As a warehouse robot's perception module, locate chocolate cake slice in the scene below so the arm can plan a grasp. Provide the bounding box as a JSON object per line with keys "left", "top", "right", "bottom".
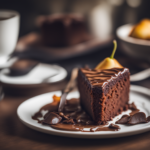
{"left": 77, "top": 68, "right": 130, "bottom": 124}
{"left": 39, "top": 14, "right": 91, "bottom": 47}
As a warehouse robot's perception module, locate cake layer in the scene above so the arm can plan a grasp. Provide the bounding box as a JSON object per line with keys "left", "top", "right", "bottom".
{"left": 78, "top": 68, "right": 130, "bottom": 124}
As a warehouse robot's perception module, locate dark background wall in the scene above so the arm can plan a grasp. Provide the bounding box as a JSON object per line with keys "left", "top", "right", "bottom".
{"left": 1, "top": 0, "right": 150, "bottom": 37}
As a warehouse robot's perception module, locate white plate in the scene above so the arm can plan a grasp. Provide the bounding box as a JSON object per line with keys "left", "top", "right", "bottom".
{"left": 17, "top": 85, "right": 150, "bottom": 138}
{"left": 0, "top": 63, "right": 67, "bottom": 85}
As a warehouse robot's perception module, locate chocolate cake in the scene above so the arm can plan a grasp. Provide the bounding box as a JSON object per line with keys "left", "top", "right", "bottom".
{"left": 39, "top": 14, "right": 91, "bottom": 47}
{"left": 77, "top": 67, "right": 130, "bottom": 124}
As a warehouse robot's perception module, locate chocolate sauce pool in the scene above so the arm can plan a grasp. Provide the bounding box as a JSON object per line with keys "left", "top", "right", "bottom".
{"left": 32, "top": 98, "right": 119, "bottom": 132}
{"left": 32, "top": 97, "right": 150, "bottom": 132}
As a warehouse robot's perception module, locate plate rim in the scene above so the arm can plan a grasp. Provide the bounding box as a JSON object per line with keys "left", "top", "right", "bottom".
{"left": 17, "top": 85, "right": 150, "bottom": 138}
{"left": 0, "top": 63, "right": 67, "bottom": 86}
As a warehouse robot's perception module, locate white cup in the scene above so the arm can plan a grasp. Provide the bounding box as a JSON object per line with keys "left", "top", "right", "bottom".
{"left": 0, "top": 10, "right": 20, "bottom": 66}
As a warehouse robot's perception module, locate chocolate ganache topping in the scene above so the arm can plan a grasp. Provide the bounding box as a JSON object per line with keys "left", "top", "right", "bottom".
{"left": 80, "top": 67, "right": 129, "bottom": 87}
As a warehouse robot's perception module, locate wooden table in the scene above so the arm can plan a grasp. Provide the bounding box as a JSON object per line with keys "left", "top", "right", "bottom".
{"left": 0, "top": 48, "right": 150, "bottom": 150}
{"left": 0, "top": 78, "right": 150, "bottom": 150}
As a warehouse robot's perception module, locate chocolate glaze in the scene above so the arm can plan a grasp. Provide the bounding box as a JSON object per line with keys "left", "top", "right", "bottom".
{"left": 32, "top": 98, "right": 120, "bottom": 132}
{"left": 80, "top": 68, "right": 128, "bottom": 87}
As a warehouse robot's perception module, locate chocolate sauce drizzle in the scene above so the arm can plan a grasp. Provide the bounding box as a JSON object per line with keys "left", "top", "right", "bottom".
{"left": 90, "top": 123, "right": 120, "bottom": 132}
{"left": 80, "top": 68, "right": 128, "bottom": 87}
{"left": 32, "top": 99, "right": 150, "bottom": 132}
{"left": 32, "top": 98, "right": 120, "bottom": 132}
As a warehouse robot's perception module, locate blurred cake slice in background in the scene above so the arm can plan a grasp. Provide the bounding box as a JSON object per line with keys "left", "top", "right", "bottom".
{"left": 37, "top": 14, "right": 91, "bottom": 47}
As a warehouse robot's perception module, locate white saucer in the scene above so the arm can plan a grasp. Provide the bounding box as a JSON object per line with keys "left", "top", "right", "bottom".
{"left": 17, "top": 85, "right": 150, "bottom": 138}
{"left": 0, "top": 57, "right": 18, "bottom": 69}
{"left": 0, "top": 63, "right": 67, "bottom": 85}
